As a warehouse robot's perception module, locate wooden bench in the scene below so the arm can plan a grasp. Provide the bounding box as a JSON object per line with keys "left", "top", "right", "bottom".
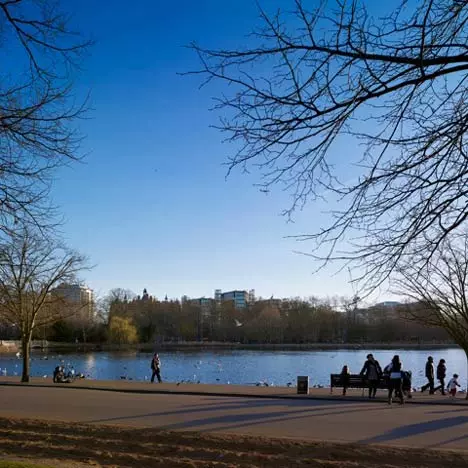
{"left": 330, "top": 373, "right": 412, "bottom": 397}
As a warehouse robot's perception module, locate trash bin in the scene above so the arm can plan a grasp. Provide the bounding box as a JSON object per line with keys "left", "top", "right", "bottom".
{"left": 297, "top": 376, "right": 309, "bottom": 394}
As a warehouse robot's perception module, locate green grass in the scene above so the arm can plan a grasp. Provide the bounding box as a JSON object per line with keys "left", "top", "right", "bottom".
{"left": 0, "top": 461, "right": 53, "bottom": 468}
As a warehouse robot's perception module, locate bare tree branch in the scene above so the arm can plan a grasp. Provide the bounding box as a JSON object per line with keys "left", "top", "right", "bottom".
{"left": 189, "top": 0, "right": 468, "bottom": 294}
{"left": 0, "top": 0, "right": 91, "bottom": 234}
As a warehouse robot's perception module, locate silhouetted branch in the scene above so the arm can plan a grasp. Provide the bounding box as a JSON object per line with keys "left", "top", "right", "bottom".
{"left": 0, "top": 0, "right": 91, "bottom": 234}
{"left": 189, "top": 0, "right": 468, "bottom": 294}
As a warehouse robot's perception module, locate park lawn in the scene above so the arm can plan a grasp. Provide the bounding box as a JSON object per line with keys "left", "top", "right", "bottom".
{"left": 0, "top": 462, "right": 53, "bottom": 468}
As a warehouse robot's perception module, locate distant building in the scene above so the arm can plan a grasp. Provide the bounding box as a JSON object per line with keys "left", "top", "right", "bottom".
{"left": 248, "top": 289, "right": 256, "bottom": 302}
{"left": 356, "top": 301, "right": 404, "bottom": 323}
{"left": 373, "top": 301, "right": 402, "bottom": 308}
{"left": 190, "top": 297, "right": 214, "bottom": 317}
{"left": 214, "top": 289, "right": 222, "bottom": 302}
{"left": 217, "top": 290, "right": 249, "bottom": 309}
{"left": 52, "top": 283, "right": 94, "bottom": 321}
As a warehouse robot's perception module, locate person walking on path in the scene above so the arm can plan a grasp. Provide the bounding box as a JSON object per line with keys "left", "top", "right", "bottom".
{"left": 435, "top": 359, "right": 446, "bottom": 395}
{"left": 150, "top": 353, "right": 162, "bottom": 383}
{"left": 421, "top": 356, "right": 435, "bottom": 394}
{"left": 387, "top": 355, "right": 404, "bottom": 405}
{"left": 360, "top": 354, "right": 382, "bottom": 399}
{"left": 447, "top": 374, "right": 461, "bottom": 398}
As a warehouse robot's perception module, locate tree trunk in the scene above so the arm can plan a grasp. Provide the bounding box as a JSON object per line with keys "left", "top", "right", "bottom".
{"left": 464, "top": 350, "right": 468, "bottom": 400}
{"left": 21, "top": 338, "right": 30, "bottom": 383}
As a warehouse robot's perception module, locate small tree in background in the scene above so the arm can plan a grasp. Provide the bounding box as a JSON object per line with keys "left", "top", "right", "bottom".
{"left": 108, "top": 316, "right": 138, "bottom": 345}
{"left": 0, "top": 228, "right": 89, "bottom": 382}
{"left": 394, "top": 236, "right": 468, "bottom": 397}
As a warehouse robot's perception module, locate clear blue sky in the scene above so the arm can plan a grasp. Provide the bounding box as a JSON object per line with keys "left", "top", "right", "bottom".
{"left": 50, "top": 0, "right": 387, "bottom": 302}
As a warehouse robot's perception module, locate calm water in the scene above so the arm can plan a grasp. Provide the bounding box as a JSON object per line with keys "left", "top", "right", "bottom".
{"left": 1, "top": 348, "right": 466, "bottom": 388}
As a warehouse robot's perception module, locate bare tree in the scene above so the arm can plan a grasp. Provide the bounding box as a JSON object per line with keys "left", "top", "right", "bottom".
{"left": 0, "top": 0, "right": 90, "bottom": 232}
{"left": 394, "top": 235, "right": 468, "bottom": 397}
{"left": 103, "top": 288, "right": 136, "bottom": 323}
{"left": 190, "top": 0, "right": 468, "bottom": 294}
{"left": 0, "top": 228, "right": 89, "bottom": 382}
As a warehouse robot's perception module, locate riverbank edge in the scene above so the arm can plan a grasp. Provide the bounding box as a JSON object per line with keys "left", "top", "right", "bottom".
{"left": 0, "top": 341, "right": 461, "bottom": 354}
{"left": 1, "top": 378, "right": 466, "bottom": 406}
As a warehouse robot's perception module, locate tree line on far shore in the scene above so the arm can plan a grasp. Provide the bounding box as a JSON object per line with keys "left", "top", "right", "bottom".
{"left": 0, "top": 290, "right": 449, "bottom": 346}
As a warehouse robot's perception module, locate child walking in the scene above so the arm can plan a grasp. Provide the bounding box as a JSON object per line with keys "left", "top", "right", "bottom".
{"left": 447, "top": 374, "right": 460, "bottom": 398}
{"left": 341, "top": 365, "right": 351, "bottom": 396}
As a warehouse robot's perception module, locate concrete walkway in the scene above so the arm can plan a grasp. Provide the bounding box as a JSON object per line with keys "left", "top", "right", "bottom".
{"left": 1, "top": 385, "right": 468, "bottom": 451}
{"left": 0, "top": 376, "right": 467, "bottom": 405}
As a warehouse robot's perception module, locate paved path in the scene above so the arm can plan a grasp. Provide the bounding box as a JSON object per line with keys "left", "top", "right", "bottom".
{"left": 1, "top": 377, "right": 467, "bottom": 405}
{"left": 2, "top": 385, "right": 468, "bottom": 451}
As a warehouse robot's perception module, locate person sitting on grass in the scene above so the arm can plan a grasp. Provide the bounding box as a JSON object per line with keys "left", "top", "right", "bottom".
{"left": 340, "top": 365, "right": 351, "bottom": 396}
{"left": 447, "top": 374, "right": 461, "bottom": 398}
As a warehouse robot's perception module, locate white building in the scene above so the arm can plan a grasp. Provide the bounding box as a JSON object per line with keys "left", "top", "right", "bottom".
{"left": 52, "top": 283, "right": 95, "bottom": 321}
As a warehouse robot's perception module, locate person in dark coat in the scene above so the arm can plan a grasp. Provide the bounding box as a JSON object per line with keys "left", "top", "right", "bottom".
{"left": 340, "top": 365, "right": 351, "bottom": 396}
{"left": 434, "top": 359, "right": 446, "bottom": 395}
{"left": 421, "top": 356, "right": 435, "bottom": 394}
{"left": 360, "top": 354, "right": 382, "bottom": 399}
{"left": 150, "top": 353, "right": 162, "bottom": 383}
{"left": 53, "top": 366, "right": 64, "bottom": 383}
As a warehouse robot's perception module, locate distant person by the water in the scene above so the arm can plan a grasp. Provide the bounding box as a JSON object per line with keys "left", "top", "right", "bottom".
{"left": 340, "top": 365, "right": 351, "bottom": 396}
{"left": 150, "top": 353, "right": 162, "bottom": 383}
{"left": 387, "top": 355, "right": 404, "bottom": 405}
{"left": 360, "top": 354, "right": 382, "bottom": 399}
{"left": 447, "top": 374, "right": 461, "bottom": 398}
{"left": 435, "top": 359, "right": 446, "bottom": 395}
{"left": 421, "top": 356, "right": 434, "bottom": 394}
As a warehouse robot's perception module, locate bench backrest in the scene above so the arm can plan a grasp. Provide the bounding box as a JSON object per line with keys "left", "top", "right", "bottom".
{"left": 330, "top": 373, "right": 412, "bottom": 390}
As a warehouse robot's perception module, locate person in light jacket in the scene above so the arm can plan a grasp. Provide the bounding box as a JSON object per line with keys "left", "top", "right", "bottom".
{"left": 150, "top": 353, "right": 162, "bottom": 383}
{"left": 387, "top": 355, "right": 404, "bottom": 405}
{"left": 447, "top": 374, "right": 461, "bottom": 398}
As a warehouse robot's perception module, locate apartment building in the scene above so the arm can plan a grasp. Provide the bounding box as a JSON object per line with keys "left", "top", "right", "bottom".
{"left": 52, "top": 283, "right": 95, "bottom": 321}
{"left": 214, "top": 289, "right": 255, "bottom": 309}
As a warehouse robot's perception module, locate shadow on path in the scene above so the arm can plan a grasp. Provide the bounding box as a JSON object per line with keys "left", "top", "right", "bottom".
{"left": 360, "top": 416, "right": 468, "bottom": 445}
{"left": 432, "top": 433, "right": 468, "bottom": 448}
{"left": 428, "top": 408, "right": 468, "bottom": 415}
{"left": 88, "top": 397, "right": 364, "bottom": 424}
{"left": 155, "top": 404, "right": 385, "bottom": 432}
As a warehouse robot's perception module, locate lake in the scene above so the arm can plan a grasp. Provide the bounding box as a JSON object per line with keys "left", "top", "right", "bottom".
{"left": 1, "top": 348, "right": 466, "bottom": 388}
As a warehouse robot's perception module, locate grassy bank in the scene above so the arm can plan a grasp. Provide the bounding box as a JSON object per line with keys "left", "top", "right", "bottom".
{"left": 0, "top": 463, "right": 53, "bottom": 468}
{"left": 0, "top": 417, "right": 467, "bottom": 467}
